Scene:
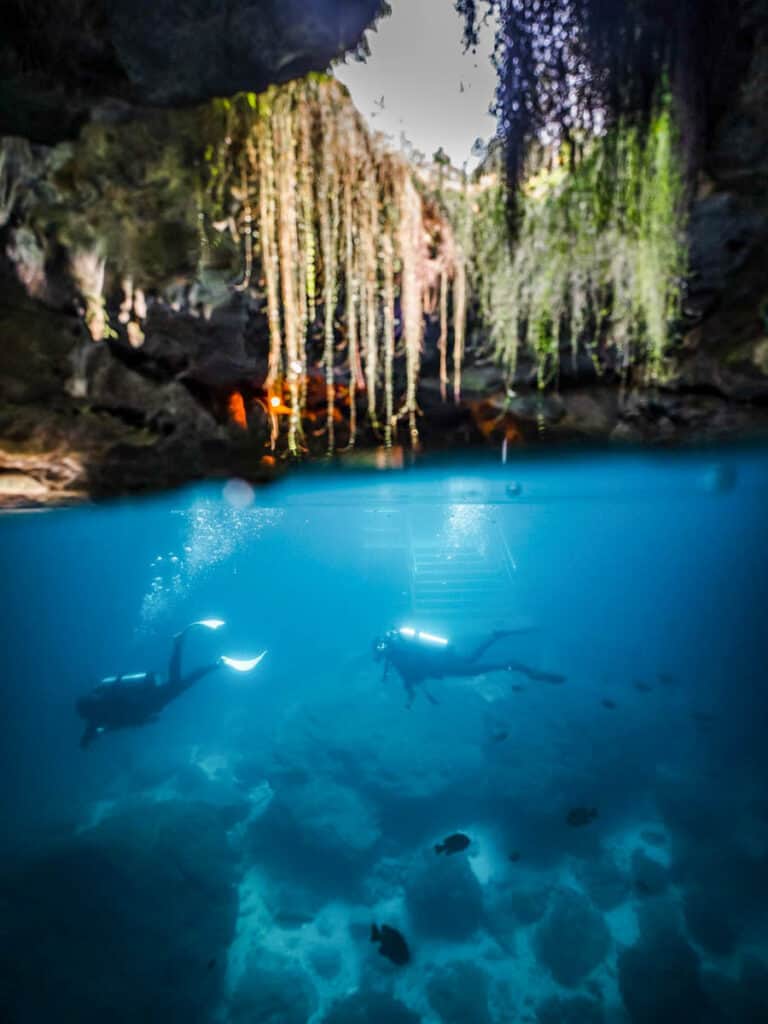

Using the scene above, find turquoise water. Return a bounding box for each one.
[1,448,767,1022]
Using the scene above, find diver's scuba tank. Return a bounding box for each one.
[98,672,156,687]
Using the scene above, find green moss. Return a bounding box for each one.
[470,93,688,387]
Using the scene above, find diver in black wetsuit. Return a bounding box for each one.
[76,621,264,748]
[373,627,564,708]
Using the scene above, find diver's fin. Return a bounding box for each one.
[434,843,445,854]
[221,652,267,672]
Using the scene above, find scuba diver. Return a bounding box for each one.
[373,626,564,708]
[76,619,266,749]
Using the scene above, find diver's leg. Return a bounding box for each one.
[506,660,565,684]
[167,632,185,688]
[465,630,512,663]
[404,679,416,710]
[80,723,99,749]
[423,687,440,706]
[163,661,222,703]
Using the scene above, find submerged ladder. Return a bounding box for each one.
[362,505,524,634]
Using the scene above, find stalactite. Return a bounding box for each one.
[343,173,359,448]
[453,256,467,404]
[205,78,466,456]
[439,268,449,402]
[318,93,340,456]
[255,100,282,403]
[296,96,315,416]
[273,88,303,454]
[381,228,396,449]
[362,165,379,429]
[398,173,425,446]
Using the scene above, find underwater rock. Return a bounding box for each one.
[534,889,611,987]
[631,848,668,897]
[576,851,629,911]
[0,799,238,1022]
[250,778,381,887]
[404,850,484,940]
[490,881,551,927]
[426,961,492,1024]
[536,994,604,1024]
[262,880,321,926]
[229,950,317,1024]
[0,0,385,138]
[322,990,421,1024]
[269,698,486,819]
[618,921,708,1024]
[712,956,768,1023]
[308,944,343,980]
[683,884,739,956]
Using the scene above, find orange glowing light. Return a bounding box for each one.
[270,396,281,409]
[227,392,248,430]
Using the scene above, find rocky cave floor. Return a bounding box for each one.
[2,663,767,1024]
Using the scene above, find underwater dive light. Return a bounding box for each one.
[221,652,268,672]
[398,626,449,646]
[193,619,226,630]
[418,631,449,646]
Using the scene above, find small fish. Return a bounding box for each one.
[566,807,598,828]
[508,851,521,863]
[435,833,471,855]
[491,729,509,743]
[511,685,526,693]
[207,958,216,971]
[658,673,675,686]
[601,699,617,710]
[633,682,653,693]
[371,923,410,966]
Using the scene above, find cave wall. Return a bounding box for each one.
[0,0,385,142]
[1,1,768,506]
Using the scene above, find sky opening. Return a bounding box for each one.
[334,0,498,170]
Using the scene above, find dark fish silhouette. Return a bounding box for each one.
[491,729,509,743]
[508,851,521,863]
[658,673,675,686]
[207,959,216,971]
[435,833,471,855]
[371,923,410,965]
[511,685,526,693]
[602,699,617,710]
[633,681,653,693]
[566,807,598,828]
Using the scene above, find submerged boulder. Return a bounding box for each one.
[683,884,739,956]
[426,961,492,1024]
[618,922,708,1024]
[229,950,317,1024]
[323,990,421,1024]
[251,778,381,885]
[534,889,611,987]
[576,850,629,911]
[631,848,668,897]
[0,799,238,1023]
[404,851,484,940]
[537,994,604,1024]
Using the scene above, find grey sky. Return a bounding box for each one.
[334,0,498,169]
